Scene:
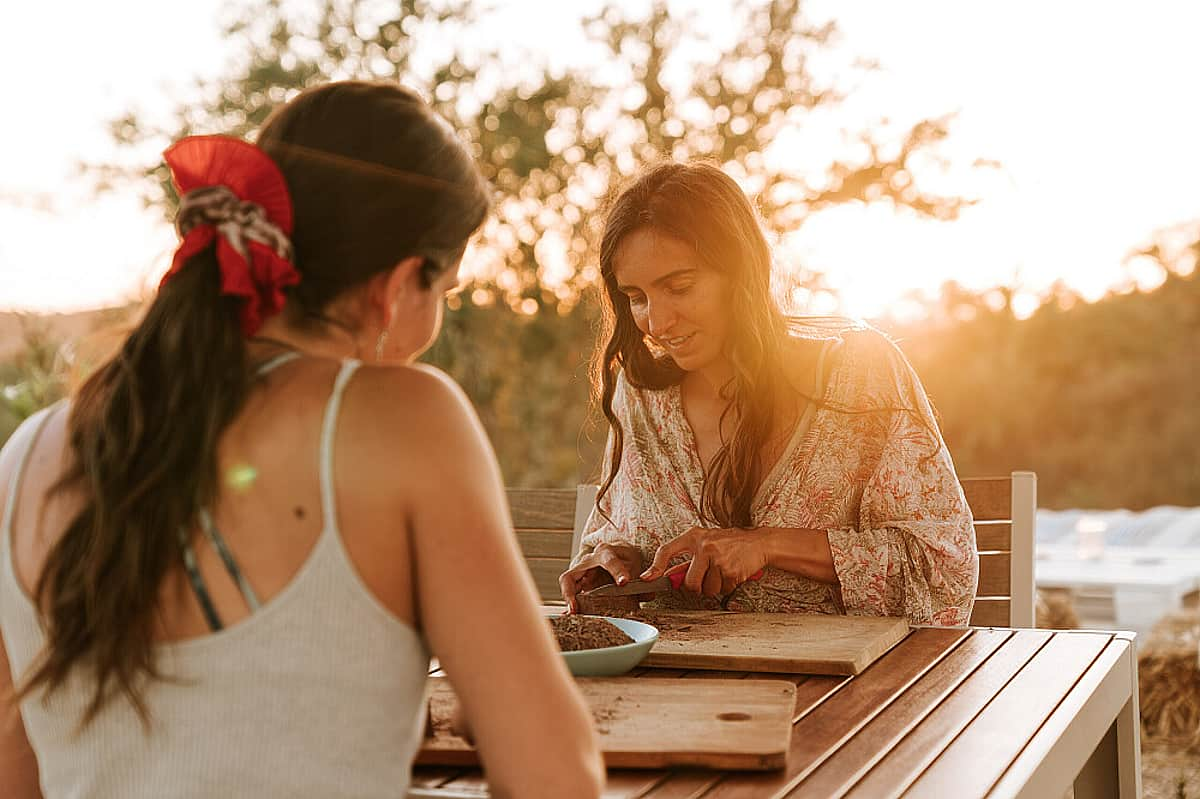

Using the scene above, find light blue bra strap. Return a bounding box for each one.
[319,360,362,532]
[2,404,60,542]
[198,508,261,612]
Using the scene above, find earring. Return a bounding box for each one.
[374,329,389,361]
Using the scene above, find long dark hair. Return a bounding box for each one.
[594,164,944,530]
[19,81,490,724]
[594,162,792,528]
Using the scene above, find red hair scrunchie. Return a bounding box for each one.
[160,135,300,336]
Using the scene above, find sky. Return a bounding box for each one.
[0,0,1196,319]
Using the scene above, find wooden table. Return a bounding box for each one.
[409,626,1142,798]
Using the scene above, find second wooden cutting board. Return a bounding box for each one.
[634,610,909,675]
[417,676,797,770]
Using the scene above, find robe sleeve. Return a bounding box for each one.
[825,334,979,626]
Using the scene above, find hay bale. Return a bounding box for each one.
[1138,609,1200,751]
[1036,588,1080,629]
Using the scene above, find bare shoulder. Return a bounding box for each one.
[338,363,489,475]
[827,324,908,374]
[348,362,475,430]
[0,403,73,584]
[0,402,68,495]
[781,329,844,397]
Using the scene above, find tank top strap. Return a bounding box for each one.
[255,351,302,376]
[319,359,362,533]
[2,404,59,553]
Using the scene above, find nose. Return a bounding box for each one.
[645,298,676,338]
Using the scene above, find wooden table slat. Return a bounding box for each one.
[897,630,1113,796]
[696,628,967,799]
[431,774,491,795]
[788,675,850,723]
[598,770,675,798]
[412,627,1137,799]
[786,628,1014,799]
[843,628,1054,798]
[987,638,1138,799]
[626,769,720,798]
[410,767,468,789]
[784,629,969,785]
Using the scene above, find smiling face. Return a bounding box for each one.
[611,228,732,377]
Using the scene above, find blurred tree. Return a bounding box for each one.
[0,318,68,443]
[96,0,978,485]
[8,269,1197,509]
[1127,219,1200,286]
[888,268,1200,509]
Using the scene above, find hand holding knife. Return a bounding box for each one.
[582,565,763,598]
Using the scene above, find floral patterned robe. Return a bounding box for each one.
[576,322,978,626]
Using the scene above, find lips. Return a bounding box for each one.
[658,333,695,351]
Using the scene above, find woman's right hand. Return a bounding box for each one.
[559,543,647,614]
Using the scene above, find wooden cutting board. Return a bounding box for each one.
[416,676,796,770]
[635,610,909,675]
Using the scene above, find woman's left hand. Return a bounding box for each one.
[639,527,770,597]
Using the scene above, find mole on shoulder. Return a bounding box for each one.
[293,506,306,520]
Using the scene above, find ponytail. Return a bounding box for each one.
[19,249,250,725]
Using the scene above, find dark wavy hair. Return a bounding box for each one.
[18,81,490,725]
[593,163,945,530]
[594,162,793,528]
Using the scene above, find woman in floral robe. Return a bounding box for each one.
[560,163,977,626]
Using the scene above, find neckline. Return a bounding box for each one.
[668,337,840,517]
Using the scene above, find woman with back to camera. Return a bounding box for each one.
[0,81,603,799]
[560,162,977,625]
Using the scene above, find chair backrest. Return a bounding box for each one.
[962,471,1037,627]
[508,485,597,603]
[510,473,1036,627]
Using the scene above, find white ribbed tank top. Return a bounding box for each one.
[0,359,432,798]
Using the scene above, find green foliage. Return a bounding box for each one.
[425,296,606,487]
[0,319,68,442]
[5,268,1197,508]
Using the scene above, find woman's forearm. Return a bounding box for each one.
[758,527,839,584]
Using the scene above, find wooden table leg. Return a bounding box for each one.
[1115,692,1143,799]
[1072,643,1143,799]
[1115,634,1143,799]
[1073,722,1117,799]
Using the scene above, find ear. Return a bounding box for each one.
[367,256,426,329]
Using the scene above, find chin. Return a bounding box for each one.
[672,351,719,373]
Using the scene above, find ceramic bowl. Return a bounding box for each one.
[559,616,659,677]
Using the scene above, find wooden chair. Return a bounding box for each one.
[509,485,597,603]
[510,472,1036,628]
[962,471,1037,627]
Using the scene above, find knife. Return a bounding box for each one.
[582,568,763,597]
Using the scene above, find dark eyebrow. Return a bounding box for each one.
[616,267,697,294]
